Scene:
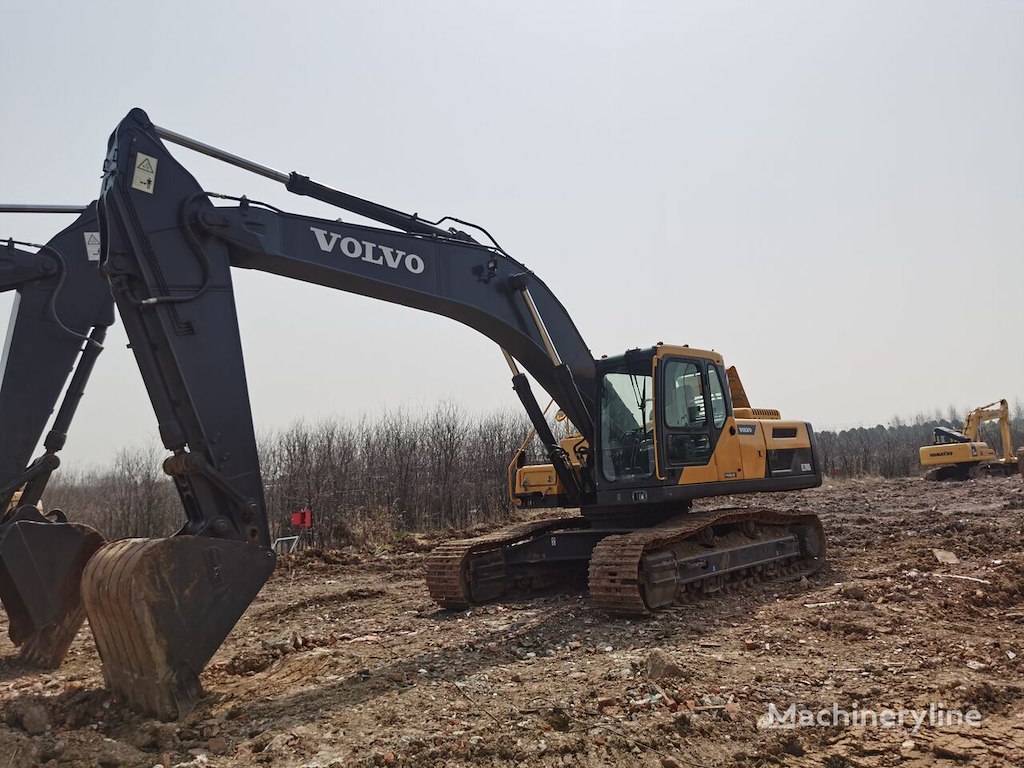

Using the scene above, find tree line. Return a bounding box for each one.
[43,404,536,547]
[39,401,1024,548]
[816,404,1024,478]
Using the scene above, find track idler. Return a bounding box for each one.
[0,507,105,668]
[81,536,275,720]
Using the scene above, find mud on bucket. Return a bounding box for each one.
[81,535,276,720]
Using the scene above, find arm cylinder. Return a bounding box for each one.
[0,205,88,214]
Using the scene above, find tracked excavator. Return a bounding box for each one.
[0,204,114,666]
[86,108,825,719]
[920,400,1019,481]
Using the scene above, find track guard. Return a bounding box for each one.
[81,536,275,720]
[0,514,105,668]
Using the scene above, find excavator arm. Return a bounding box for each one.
[962,400,1014,462]
[998,403,1014,462]
[0,203,114,667]
[89,108,601,717]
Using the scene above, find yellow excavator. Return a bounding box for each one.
[919,399,1019,480]
[1,108,827,720]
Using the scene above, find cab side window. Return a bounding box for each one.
[663,360,711,465]
[708,366,727,428]
[664,362,705,428]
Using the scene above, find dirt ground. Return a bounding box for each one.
[2,476,1024,768]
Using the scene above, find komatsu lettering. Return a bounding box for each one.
[310,227,424,274]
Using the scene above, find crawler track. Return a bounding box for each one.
[588,506,826,616]
[926,462,1020,481]
[425,507,825,614]
[424,517,587,609]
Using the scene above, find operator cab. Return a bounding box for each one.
[932,426,971,445]
[596,344,731,488]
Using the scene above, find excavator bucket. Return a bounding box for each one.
[81,536,275,719]
[0,510,105,668]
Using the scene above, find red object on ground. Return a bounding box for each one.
[290,508,312,528]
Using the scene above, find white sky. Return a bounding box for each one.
[1,0,1022,469]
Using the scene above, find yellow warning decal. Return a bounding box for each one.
[132,153,158,194]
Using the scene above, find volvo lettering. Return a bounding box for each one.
[310,227,425,274]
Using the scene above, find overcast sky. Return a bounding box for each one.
[1,1,1022,469]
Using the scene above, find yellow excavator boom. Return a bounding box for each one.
[961,400,1014,461]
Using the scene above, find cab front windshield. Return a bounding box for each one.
[600,366,654,482]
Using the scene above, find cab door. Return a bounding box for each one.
[657,357,740,484]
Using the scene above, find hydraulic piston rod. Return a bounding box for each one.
[154,125,290,184]
[0,205,89,214]
[152,123,451,237]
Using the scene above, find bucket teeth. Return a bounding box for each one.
[0,520,105,668]
[81,536,275,720]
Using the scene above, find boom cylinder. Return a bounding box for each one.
[516,284,562,366]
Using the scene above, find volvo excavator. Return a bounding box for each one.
[0,204,113,666]
[919,399,1019,481]
[82,108,825,719]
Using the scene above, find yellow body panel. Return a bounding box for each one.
[919,442,996,467]
[654,344,723,365]
[515,414,817,496]
[763,422,815,452]
[736,420,767,479]
[678,458,719,483]
[712,418,743,481]
[680,418,814,486]
[734,407,781,420]
[510,435,587,504]
[516,464,560,497]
